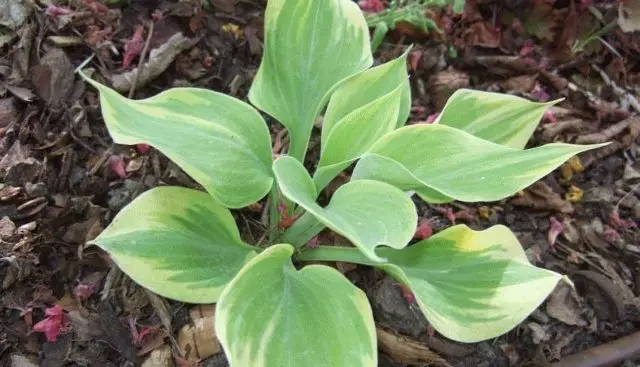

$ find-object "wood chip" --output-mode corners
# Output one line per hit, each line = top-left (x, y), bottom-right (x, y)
(141, 344), (174, 367)
(178, 305), (220, 361)
(377, 327), (451, 367)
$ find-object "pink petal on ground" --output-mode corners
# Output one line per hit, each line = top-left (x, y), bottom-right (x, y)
(548, 216), (564, 247)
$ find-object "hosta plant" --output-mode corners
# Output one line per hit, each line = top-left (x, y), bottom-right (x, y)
(81, 0), (605, 365)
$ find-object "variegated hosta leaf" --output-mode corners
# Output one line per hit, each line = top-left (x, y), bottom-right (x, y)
(313, 52), (411, 190)
(377, 225), (563, 343)
(81, 75), (273, 209)
(273, 156), (416, 262)
(352, 124), (606, 203)
(88, 187), (257, 303)
(436, 89), (558, 149)
(216, 244), (377, 367)
(248, 0), (372, 161)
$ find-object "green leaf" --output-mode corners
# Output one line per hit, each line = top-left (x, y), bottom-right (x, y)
(436, 89), (557, 149)
(273, 156), (416, 262)
(88, 186), (256, 303)
(352, 124), (606, 203)
(376, 225), (563, 343)
(216, 244), (377, 367)
(81, 75), (273, 209)
(248, 0), (373, 161)
(321, 51), (411, 145)
(313, 52), (411, 190)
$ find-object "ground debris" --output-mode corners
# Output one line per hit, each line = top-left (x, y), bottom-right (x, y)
(377, 327), (451, 367)
(511, 181), (574, 214)
(111, 32), (200, 93)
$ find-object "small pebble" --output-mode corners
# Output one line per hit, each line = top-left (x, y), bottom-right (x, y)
(0, 216), (16, 240)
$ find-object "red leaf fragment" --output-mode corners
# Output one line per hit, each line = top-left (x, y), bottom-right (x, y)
(151, 10), (164, 22)
(358, 0), (385, 13)
(306, 236), (320, 249)
(519, 40), (535, 57)
(409, 50), (422, 72)
(278, 213), (301, 230)
(413, 220), (433, 240)
(32, 305), (68, 343)
(45, 305), (64, 317)
(86, 25), (113, 47)
(128, 317), (159, 347)
(83, 0), (109, 13)
(512, 19), (523, 34)
(73, 283), (96, 300)
(411, 105), (425, 114)
(136, 143), (150, 154)
(603, 225), (621, 243)
(609, 210), (636, 229)
(277, 201), (302, 230)
(425, 112), (439, 124)
(543, 110), (556, 123)
(203, 55), (214, 69)
(108, 155), (128, 178)
(396, 284), (416, 305)
(45, 5), (72, 17)
(531, 83), (550, 102)
(122, 25), (145, 69)
(436, 206), (456, 224)
(548, 216), (564, 247)
(454, 210), (475, 222)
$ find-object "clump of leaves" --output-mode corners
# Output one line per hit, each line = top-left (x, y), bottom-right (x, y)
(364, 0), (465, 52)
(80, 0), (606, 365)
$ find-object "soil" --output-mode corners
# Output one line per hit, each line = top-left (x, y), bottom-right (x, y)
(1, 0), (640, 366)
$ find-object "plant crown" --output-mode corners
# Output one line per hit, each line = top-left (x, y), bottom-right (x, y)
(81, 0), (606, 366)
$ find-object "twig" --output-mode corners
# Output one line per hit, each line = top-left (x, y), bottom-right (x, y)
(575, 117), (634, 144)
(73, 54), (96, 73)
(615, 181), (640, 212)
(592, 64), (640, 113)
(128, 20), (155, 98)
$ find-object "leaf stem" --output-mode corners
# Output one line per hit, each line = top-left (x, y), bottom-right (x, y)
(296, 245), (376, 266)
(280, 212), (325, 247)
(287, 135), (308, 164)
(268, 185), (280, 242)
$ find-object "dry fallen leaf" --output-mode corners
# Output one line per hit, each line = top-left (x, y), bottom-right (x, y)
(111, 33), (200, 93)
(527, 322), (550, 344)
(0, 0), (31, 30)
(511, 181), (574, 213)
(619, 1), (640, 33)
(427, 70), (470, 111)
(545, 282), (587, 327)
(30, 48), (75, 108)
(0, 97), (18, 129)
